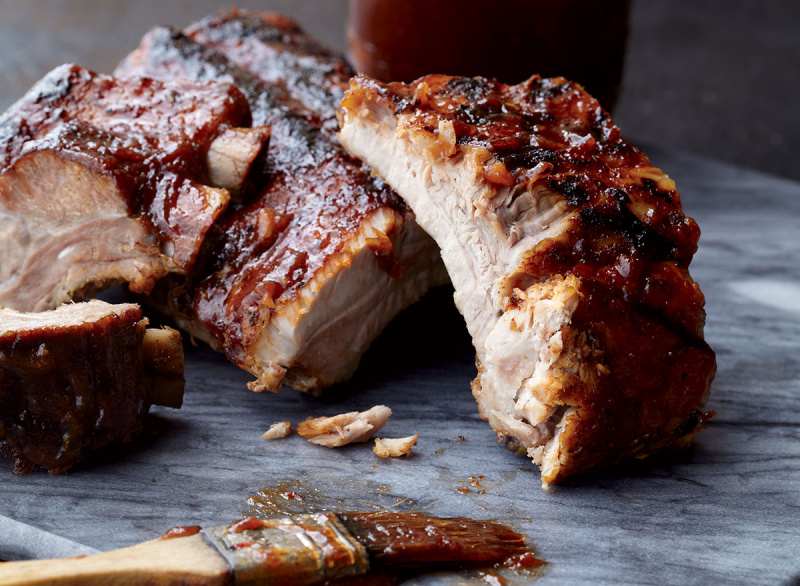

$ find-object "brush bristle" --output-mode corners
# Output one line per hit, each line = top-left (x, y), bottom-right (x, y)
(339, 511), (528, 568)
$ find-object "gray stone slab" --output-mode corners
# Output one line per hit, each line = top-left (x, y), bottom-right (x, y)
(2, 145), (799, 584)
(0, 1), (798, 580)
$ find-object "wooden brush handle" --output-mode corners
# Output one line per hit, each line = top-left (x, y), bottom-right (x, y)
(0, 514), (369, 586)
(0, 512), (531, 584)
(0, 533), (229, 586)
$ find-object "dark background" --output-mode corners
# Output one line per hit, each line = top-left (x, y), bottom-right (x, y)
(614, 1), (800, 181)
(0, 0), (797, 181)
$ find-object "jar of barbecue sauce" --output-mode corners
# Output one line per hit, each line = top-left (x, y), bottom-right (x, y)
(347, 0), (630, 111)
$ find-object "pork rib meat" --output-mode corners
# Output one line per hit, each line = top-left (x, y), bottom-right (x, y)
(0, 300), (183, 474)
(0, 64), (268, 312)
(115, 12), (445, 393)
(339, 74), (716, 483)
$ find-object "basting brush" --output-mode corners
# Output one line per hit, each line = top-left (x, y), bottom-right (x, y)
(0, 511), (531, 585)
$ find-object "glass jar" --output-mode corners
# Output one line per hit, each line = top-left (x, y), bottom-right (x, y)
(348, 0), (630, 110)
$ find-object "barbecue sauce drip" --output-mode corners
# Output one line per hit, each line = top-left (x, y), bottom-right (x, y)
(229, 516), (266, 533)
(119, 18), (409, 373)
(349, 74), (717, 476)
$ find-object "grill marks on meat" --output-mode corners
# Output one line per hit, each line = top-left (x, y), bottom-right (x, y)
(115, 13), (445, 393)
(0, 64), (268, 312)
(0, 300), (184, 474)
(185, 10), (352, 135)
(339, 74), (716, 483)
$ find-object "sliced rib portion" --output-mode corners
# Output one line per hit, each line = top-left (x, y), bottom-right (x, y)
(0, 300), (184, 475)
(0, 64), (267, 312)
(340, 74), (717, 483)
(115, 17), (445, 393)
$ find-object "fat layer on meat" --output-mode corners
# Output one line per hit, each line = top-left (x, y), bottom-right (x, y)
(115, 13), (446, 394)
(0, 64), (267, 312)
(340, 74), (716, 483)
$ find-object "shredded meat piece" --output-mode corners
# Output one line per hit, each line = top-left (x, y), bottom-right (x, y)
(261, 421), (292, 440)
(296, 405), (391, 447)
(374, 434), (419, 458)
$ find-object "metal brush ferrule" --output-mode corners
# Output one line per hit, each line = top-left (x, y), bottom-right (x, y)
(204, 512), (369, 585)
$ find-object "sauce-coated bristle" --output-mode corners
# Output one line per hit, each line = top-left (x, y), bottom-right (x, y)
(339, 511), (528, 568)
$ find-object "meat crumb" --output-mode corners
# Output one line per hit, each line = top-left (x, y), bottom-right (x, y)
(261, 421), (292, 440)
(297, 405), (391, 447)
(373, 434), (419, 458)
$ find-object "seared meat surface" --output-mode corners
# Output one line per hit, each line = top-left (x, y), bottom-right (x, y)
(0, 300), (183, 474)
(0, 64), (267, 312)
(116, 12), (445, 393)
(340, 74), (716, 483)
(185, 10), (352, 135)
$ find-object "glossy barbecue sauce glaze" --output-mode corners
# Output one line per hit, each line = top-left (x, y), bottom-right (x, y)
(358, 74), (716, 476)
(0, 64), (252, 273)
(119, 18), (409, 369)
(187, 14), (407, 365)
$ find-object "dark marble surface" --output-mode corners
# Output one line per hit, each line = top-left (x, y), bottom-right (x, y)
(0, 1), (799, 582)
(1, 145), (799, 584)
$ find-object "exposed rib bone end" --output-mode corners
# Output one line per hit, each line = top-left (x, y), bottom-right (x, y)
(142, 327), (184, 409)
(207, 125), (270, 199)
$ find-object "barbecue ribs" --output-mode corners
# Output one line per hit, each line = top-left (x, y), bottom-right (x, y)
(0, 64), (268, 312)
(0, 300), (183, 474)
(339, 74), (716, 483)
(115, 11), (445, 393)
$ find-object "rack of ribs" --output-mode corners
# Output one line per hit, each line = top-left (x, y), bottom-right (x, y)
(0, 64), (269, 313)
(339, 74), (717, 483)
(0, 300), (184, 474)
(115, 11), (445, 393)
